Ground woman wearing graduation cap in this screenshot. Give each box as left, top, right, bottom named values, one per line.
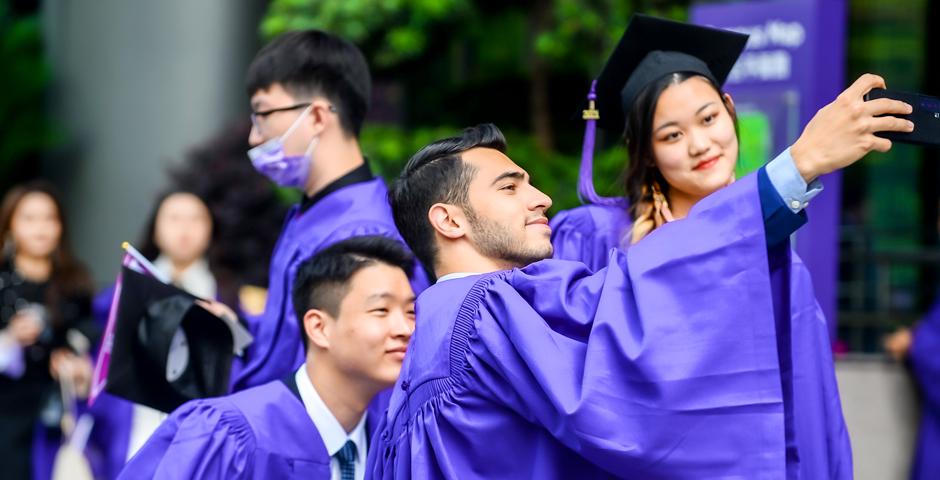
left=551, top=14, right=912, bottom=479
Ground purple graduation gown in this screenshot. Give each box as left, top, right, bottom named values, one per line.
left=370, top=173, right=818, bottom=478
left=550, top=199, right=851, bottom=479
left=910, top=300, right=940, bottom=479
left=118, top=380, right=332, bottom=479
left=231, top=178, right=428, bottom=391
left=84, top=393, right=134, bottom=479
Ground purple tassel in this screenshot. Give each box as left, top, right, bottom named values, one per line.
left=577, top=80, right=628, bottom=207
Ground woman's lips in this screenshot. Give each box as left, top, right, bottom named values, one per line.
left=693, top=155, right=721, bottom=171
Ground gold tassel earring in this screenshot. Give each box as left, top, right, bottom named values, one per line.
left=650, top=181, right=675, bottom=225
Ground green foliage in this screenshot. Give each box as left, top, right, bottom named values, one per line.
left=262, top=0, right=688, bottom=211
left=0, top=3, right=60, bottom=175
left=261, top=0, right=640, bottom=73
left=531, top=2, right=687, bottom=72
left=360, top=124, right=460, bottom=179
left=260, top=0, right=471, bottom=67
left=534, top=0, right=633, bottom=73
left=361, top=124, right=625, bottom=213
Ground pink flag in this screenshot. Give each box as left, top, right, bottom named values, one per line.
left=88, top=244, right=166, bottom=406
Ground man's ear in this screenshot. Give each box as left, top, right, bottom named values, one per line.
left=428, top=203, right=468, bottom=240
left=307, top=99, right=334, bottom=137
left=303, top=309, right=332, bottom=350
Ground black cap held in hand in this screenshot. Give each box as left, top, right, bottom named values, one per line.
left=105, top=267, right=234, bottom=413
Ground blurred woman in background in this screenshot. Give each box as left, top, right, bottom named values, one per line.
left=138, top=190, right=217, bottom=298
left=85, top=189, right=220, bottom=479
left=0, top=181, right=97, bottom=480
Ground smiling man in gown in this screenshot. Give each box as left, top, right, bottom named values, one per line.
left=367, top=67, right=913, bottom=478
left=120, top=236, right=417, bottom=479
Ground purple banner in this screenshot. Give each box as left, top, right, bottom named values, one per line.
left=691, top=0, right=847, bottom=339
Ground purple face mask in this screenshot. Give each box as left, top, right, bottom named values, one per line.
left=248, top=106, right=319, bottom=189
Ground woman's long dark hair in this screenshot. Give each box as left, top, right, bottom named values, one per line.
left=622, top=72, right=737, bottom=243
left=0, top=181, right=94, bottom=326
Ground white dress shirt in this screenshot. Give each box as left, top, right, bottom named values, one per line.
left=295, top=366, right=368, bottom=480
left=153, top=256, right=217, bottom=299
left=435, top=272, right=484, bottom=284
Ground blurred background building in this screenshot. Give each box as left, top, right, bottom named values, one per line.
left=2, top=0, right=938, bottom=478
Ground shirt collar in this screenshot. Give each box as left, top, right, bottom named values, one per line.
left=435, top=272, right=484, bottom=284
left=153, top=255, right=217, bottom=299
left=299, top=162, right=374, bottom=213
left=294, top=366, right=368, bottom=458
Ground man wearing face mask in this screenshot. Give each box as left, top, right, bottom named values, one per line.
left=226, top=30, right=428, bottom=392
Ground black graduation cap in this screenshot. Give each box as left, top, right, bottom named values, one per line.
left=105, top=267, right=234, bottom=413
left=593, top=14, right=749, bottom=134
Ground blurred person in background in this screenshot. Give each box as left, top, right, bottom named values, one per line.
left=81, top=118, right=291, bottom=479
left=83, top=189, right=220, bottom=480
left=884, top=202, right=940, bottom=480
left=166, top=120, right=289, bottom=316
left=0, top=180, right=98, bottom=480
left=137, top=190, right=217, bottom=298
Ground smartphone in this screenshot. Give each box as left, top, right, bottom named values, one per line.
left=864, top=88, right=940, bottom=147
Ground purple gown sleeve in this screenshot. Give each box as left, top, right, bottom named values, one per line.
left=472, top=173, right=787, bottom=476
left=118, top=400, right=255, bottom=479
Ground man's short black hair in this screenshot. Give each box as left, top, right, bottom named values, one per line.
left=388, top=124, right=507, bottom=281
left=246, top=30, right=371, bottom=137
left=292, top=235, right=415, bottom=350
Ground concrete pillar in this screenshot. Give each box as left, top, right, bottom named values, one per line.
left=41, top=0, right=265, bottom=283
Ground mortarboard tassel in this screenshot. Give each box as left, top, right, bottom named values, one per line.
left=577, top=80, right=628, bottom=207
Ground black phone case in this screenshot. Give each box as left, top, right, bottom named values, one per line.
left=864, top=88, right=940, bottom=147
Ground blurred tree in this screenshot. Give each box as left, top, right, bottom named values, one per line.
left=261, top=0, right=473, bottom=67
left=261, top=0, right=688, bottom=150
left=0, top=1, right=60, bottom=190
left=261, top=0, right=690, bottom=211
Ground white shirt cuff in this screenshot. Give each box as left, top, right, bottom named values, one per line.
left=765, top=147, right=824, bottom=213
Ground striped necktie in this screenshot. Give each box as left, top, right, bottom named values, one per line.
left=335, top=440, right=357, bottom=480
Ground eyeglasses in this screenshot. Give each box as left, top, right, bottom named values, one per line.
left=250, top=102, right=311, bottom=131
left=249, top=103, right=339, bottom=133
